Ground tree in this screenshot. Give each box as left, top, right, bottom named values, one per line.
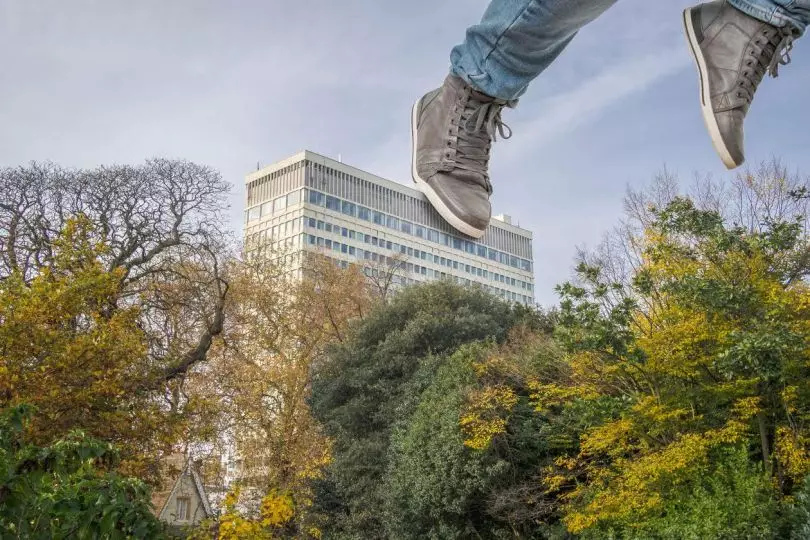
left=309, top=282, right=532, bottom=539
left=361, top=252, right=407, bottom=302
left=385, top=331, right=562, bottom=540
left=0, top=216, right=221, bottom=483
left=543, top=194, right=810, bottom=535
left=185, top=253, right=377, bottom=538
left=0, top=160, right=233, bottom=482
left=0, top=405, right=164, bottom=539
left=0, top=160, right=231, bottom=409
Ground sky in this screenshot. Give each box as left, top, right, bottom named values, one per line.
left=1, top=0, right=808, bottom=306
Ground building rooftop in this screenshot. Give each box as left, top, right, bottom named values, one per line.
left=247, top=150, right=531, bottom=238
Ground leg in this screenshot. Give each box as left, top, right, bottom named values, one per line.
left=450, top=0, right=620, bottom=101
left=728, top=0, right=810, bottom=32
left=410, top=0, right=620, bottom=238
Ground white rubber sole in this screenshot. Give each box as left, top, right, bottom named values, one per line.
left=683, top=7, right=741, bottom=170
left=410, top=99, right=487, bottom=239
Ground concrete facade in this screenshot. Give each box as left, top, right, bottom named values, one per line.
left=244, top=151, right=535, bottom=305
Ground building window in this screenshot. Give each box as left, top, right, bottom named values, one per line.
left=309, top=190, right=325, bottom=206
left=341, top=200, right=357, bottom=217
left=176, top=497, right=190, bottom=521
left=325, top=195, right=340, bottom=211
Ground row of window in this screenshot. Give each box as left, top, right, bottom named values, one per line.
left=312, top=245, right=534, bottom=305
left=304, top=160, right=533, bottom=259
left=246, top=190, right=302, bottom=222
left=306, top=189, right=533, bottom=272
left=305, top=218, right=533, bottom=292
left=244, top=188, right=533, bottom=273
left=243, top=216, right=534, bottom=295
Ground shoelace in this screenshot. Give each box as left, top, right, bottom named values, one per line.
left=451, top=89, right=515, bottom=192
left=738, top=25, right=797, bottom=104
left=767, top=27, right=796, bottom=77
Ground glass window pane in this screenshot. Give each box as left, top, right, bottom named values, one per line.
left=274, top=195, right=287, bottom=212
left=358, top=206, right=371, bottom=221
left=261, top=202, right=272, bottom=217
left=248, top=207, right=261, bottom=221
left=309, top=190, right=325, bottom=206
left=287, top=190, right=301, bottom=206
left=387, top=215, right=399, bottom=229
left=401, top=221, right=412, bottom=235
left=372, top=211, right=384, bottom=225
left=325, top=195, right=340, bottom=211
left=415, top=226, right=425, bottom=238
left=342, top=201, right=356, bottom=217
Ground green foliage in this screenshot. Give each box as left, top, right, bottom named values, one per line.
left=304, top=184, right=810, bottom=538
left=309, top=282, right=531, bottom=539
left=0, top=405, right=164, bottom=539
left=578, top=446, right=779, bottom=540
left=384, top=344, right=506, bottom=539
left=0, top=216, right=180, bottom=481
left=784, top=475, right=810, bottom=539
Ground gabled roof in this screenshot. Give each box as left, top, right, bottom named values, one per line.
left=151, top=456, right=213, bottom=519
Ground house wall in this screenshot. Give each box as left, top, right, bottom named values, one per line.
left=158, top=471, right=208, bottom=526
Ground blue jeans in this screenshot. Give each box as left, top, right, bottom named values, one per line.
left=451, top=0, right=809, bottom=100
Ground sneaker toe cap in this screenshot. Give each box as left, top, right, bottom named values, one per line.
left=428, top=173, right=491, bottom=232
left=715, top=109, right=746, bottom=168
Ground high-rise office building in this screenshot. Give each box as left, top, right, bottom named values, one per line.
left=244, top=150, right=535, bottom=305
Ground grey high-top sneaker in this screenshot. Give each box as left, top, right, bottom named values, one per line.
left=411, top=75, right=514, bottom=238
left=684, top=0, right=798, bottom=169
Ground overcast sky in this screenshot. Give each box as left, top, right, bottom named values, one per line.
left=1, top=0, right=808, bottom=305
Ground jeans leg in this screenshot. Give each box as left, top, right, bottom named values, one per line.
left=450, top=0, right=619, bottom=100
left=728, top=0, right=810, bottom=32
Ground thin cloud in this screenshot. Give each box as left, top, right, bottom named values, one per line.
left=502, top=43, right=690, bottom=160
